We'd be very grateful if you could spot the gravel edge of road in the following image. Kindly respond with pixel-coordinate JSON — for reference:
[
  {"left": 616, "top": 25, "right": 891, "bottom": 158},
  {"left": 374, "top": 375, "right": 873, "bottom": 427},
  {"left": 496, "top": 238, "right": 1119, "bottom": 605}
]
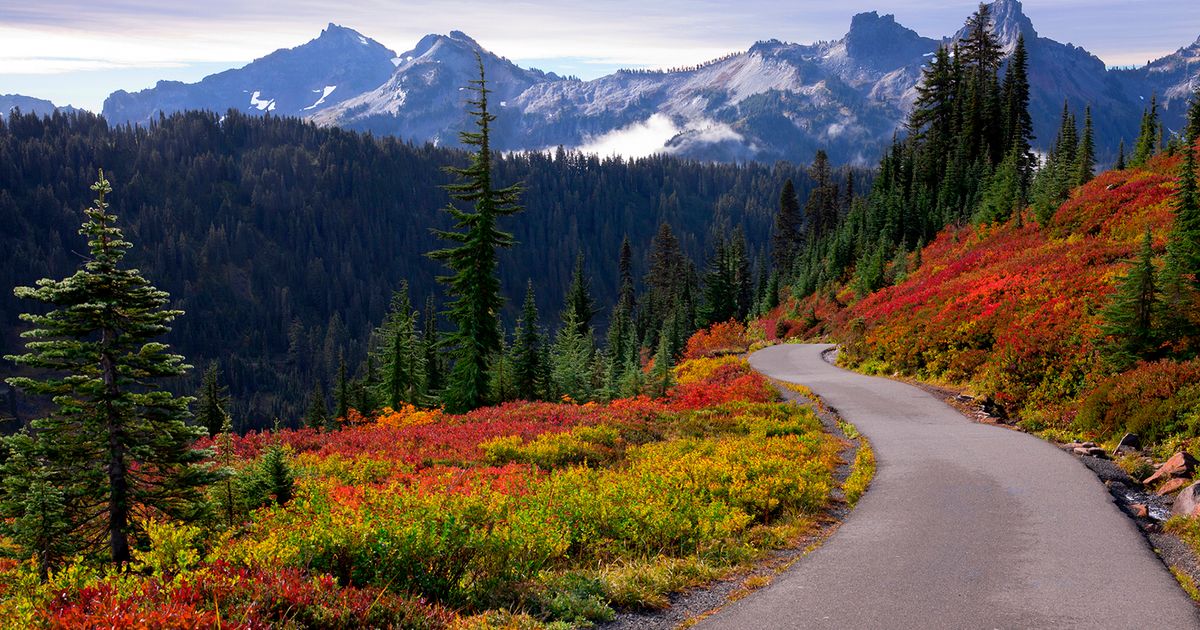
[{"left": 600, "top": 381, "right": 871, "bottom": 630}]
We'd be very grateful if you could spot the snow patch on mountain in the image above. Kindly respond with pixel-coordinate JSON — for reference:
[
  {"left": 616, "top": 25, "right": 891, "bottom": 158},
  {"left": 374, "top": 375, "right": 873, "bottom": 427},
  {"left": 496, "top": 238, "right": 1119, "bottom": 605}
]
[
  {"left": 248, "top": 91, "right": 276, "bottom": 111},
  {"left": 303, "top": 86, "right": 337, "bottom": 110}
]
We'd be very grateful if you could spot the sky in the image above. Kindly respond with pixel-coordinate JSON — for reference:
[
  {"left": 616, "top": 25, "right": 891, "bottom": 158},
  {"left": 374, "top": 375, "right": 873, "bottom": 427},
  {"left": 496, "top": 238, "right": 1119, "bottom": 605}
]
[{"left": 2, "top": 0, "right": 1199, "bottom": 112}]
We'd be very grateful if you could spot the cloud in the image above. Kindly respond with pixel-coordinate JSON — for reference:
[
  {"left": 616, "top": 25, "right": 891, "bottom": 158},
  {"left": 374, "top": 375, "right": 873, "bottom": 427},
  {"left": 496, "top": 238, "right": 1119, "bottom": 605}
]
[{"left": 576, "top": 113, "right": 681, "bottom": 158}]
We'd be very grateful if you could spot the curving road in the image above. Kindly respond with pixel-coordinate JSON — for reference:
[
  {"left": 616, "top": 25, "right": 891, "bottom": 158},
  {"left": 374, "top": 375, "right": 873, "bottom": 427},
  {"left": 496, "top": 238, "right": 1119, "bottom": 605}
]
[{"left": 699, "top": 344, "right": 1200, "bottom": 629}]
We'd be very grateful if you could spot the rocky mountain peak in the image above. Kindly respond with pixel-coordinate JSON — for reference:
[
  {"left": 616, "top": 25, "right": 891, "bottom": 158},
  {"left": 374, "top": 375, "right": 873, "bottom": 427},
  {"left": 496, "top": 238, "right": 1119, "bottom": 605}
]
[
  {"left": 845, "top": 11, "right": 935, "bottom": 66},
  {"left": 988, "top": 0, "right": 1038, "bottom": 46}
]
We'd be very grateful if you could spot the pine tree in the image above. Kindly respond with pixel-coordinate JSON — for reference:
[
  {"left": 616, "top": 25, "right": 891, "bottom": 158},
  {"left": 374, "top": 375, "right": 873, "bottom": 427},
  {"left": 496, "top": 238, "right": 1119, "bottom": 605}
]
[
  {"left": 512, "top": 281, "right": 543, "bottom": 401},
  {"left": 1001, "top": 35, "right": 1034, "bottom": 186},
  {"left": 1132, "top": 94, "right": 1160, "bottom": 167},
  {"left": 255, "top": 445, "right": 294, "bottom": 506},
  {"left": 375, "top": 284, "right": 423, "bottom": 409},
  {"left": 2, "top": 171, "right": 212, "bottom": 566},
  {"left": 195, "top": 361, "right": 231, "bottom": 437},
  {"left": 1167, "top": 138, "right": 1200, "bottom": 288},
  {"left": 1075, "top": 106, "right": 1095, "bottom": 186},
  {"left": 306, "top": 381, "right": 327, "bottom": 430},
  {"left": 1116, "top": 140, "right": 1127, "bottom": 170},
  {"left": 428, "top": 56, "right": 524, "bottom": 413},
  {"left": 551, "top": 309, "right": 594, "bottom": 402},
  {"left": 422, "top": 295, "right": 443, "bottom": 394},
  {"left": 0, "top": 434, "right": 73, "bottom": 577},
  {"left": 772, "top": 179, "right": 804, "bottom": 276},
  {"left": 563, "top": 252, "right": 596, "bottom": 336},
  {"left": 647, "top": 332, "right": 674, "bottom": 398},
  {"left": 1099, "top": 230, "right": 1160, "bottom": 371}
]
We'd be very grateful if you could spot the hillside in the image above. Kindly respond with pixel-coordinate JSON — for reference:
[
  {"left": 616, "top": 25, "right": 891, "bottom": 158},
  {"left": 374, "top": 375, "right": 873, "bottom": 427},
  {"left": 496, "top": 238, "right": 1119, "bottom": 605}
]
[
  {"left": 785, "top": 146, "right": 1198, "bottom": 443},
  {"left": 0, "top": 110, "right": 840, "bottom": 428}
]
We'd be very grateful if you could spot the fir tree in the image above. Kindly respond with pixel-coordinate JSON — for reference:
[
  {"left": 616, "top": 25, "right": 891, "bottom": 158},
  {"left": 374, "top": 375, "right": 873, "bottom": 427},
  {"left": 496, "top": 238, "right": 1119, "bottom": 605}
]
[
  {"left": 195, "top": 361, "right": 231, "bottom": 437},
  {"left": 254, "top": 445, "right": 294, "bottom": 506},
  {"left": 647, "top": 332, "right": 674, "bottom": 399},
  {"left": 1002, "top": 35, "right": 1035, "bottom": 186},
  {"left": 1075, "top": 106, "right": 1095, "bottom": 186},
  {"left": 1132, "top": 94, "right": 1160, "bottom": 167},
  {"left": 512, "top": 281, "right": 543, "bottom": 401},
  {"left": 375, "top": 284, "right": 423, "bottom": 409},
  {"left": 772, "top": 179, "right": 803, "bottom": 276},
  {"left": 563, "top": 252, "right": 596, "bottom": 336},
  {"left": 422, "top": 295, "right": 443, "bottom": 394},
  {"left": 1188, "top": 88, "right": 1200, "bottom": 145},
  {"left": 552, "top": 309, "right": 594, "bottom": 402},
  {"left": 306, "top": 381, "right": 327, "bottom": 431},
  {"left": 1099, "top": 230, "right": 1160, "bottom": 371},
  {"left": 428, "top": 56, "right": 524, "bottom": 413},
  {"left": 2, "top": 171, "right": 212, "bottom": 566},
  {"left": 1116, "top": 140, "right": 1127, "bottom": 170}
]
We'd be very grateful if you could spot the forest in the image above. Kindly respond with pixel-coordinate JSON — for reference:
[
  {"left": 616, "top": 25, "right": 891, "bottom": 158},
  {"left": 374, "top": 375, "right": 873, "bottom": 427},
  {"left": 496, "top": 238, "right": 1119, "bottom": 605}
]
[{"left": 0, "top": 109, "right": 861, "bottom": 428}]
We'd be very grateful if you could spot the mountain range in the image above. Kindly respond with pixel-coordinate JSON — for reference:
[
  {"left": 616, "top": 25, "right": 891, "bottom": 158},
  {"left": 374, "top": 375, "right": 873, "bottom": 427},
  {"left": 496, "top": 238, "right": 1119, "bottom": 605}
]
[{"left": 19, "top": 0, "right": 1199, "bottom": 164}]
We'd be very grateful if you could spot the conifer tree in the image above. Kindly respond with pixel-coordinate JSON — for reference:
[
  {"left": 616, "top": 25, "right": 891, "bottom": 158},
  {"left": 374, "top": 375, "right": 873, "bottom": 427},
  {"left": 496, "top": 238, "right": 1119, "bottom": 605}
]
[
  {"left": 422, "top": 295, "right": 443, "bottom": 394},
  {"left": 1132, "top": 95, "right": 1160, "bottom": 167},
  {"left": 491, "top": 333, "right": 516, "bottom": 403},
  {"left": 1075, "top": 106, "right": 1095, "bottom": 186},
  {"left": 375, "top": 284, "right": 423, "bottom": 408},
  {"left": 552, "top": 309, "right": 593, "bottom": 402},
  {"left": 647, "top": 333, "right": 674, "bottom": 398},
  {"left": 512, "top": 281, "right": 543, "bottom": 401},
  {"left": 196, "top": 361, "right": 231, "bottom": 437},
  {"left": 1002, "top": 35, "right": 1035, "bottom": 186},
  {"left": 1099, "top": 230, "right": 1160, "bottom": 371},
  {"left": 306, "top": 381, "right": 327, "bottom": 430},
  {"left": 772, "top": 179, "right": 803, "bottom": 276},
  {"left": 429, "top": 56, "right": 524, "bottom": 413},
  {"left": 563, "top": 252, "right": 596, "bottom": 336},
  {"left": 1116, "top": 140, "right": 1127, "bottom": 170},
  {"left": 254, "top": 445, "right": 294, "bottom": 506},
  {"left": 1167, "top": 137, "right": 1200, "bottom": 288},
  {"left": 2, "top": 171, "right": 212, "bottom": 566}
]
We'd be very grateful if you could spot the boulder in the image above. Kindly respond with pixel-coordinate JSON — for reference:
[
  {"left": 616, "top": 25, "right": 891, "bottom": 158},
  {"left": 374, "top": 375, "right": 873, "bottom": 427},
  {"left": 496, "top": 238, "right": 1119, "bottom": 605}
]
[
  {"left": 1173, "top": 482, "right": 1200, "bottom": 518},
  {"left": 1156, "top": 477, "right": 1191, "bottom": 496},
  {"left": 1144, "top": 452, "right": 1198, "bottom": 486},
  {"left": 1073, "top": 446, "right": 1108, "bottom": 458},
  {"left": 1130, "top": 503, "right": 1149, "bottom": 518},
  {"left": 1112, "top": 433, "right": 1141, "bottom": 456}
]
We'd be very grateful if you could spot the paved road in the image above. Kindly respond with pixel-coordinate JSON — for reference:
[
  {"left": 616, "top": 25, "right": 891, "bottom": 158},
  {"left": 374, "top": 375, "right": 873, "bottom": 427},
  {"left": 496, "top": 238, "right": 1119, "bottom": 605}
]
[{"left": 699, "top": 344, "right": 1200, "bottom": 629}]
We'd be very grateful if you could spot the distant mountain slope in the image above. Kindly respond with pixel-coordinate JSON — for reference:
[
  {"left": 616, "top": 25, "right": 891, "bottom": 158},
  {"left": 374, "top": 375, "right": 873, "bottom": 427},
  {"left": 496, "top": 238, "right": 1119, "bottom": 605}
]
[
  {"left": 102, "top": 24, "right": 399, "bottom": 125},
  {"left": 0, "top": 94, "right": 76, "bottom": 119},
  {"left": 99, "top": 1, "right": 1200, "bottom": 163}
]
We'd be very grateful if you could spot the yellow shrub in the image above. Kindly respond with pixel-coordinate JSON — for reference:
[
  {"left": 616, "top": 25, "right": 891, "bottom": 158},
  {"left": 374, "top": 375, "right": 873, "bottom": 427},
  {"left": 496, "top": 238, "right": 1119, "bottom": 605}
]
[{"left": 376, "top": 404, "right": 443, "bottom": 428}]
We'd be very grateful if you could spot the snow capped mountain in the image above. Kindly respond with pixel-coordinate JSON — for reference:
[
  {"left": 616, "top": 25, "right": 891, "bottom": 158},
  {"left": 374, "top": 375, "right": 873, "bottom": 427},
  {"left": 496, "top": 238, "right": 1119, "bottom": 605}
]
[
  {"left": 96, "top": 2, "right": 1200, "bottom": 164},
  {"left": 311, "top": 30, "right": 558, "bottom": 145},
  {"left": 102, "top": 24, "right": 398, "bottom": 126}
]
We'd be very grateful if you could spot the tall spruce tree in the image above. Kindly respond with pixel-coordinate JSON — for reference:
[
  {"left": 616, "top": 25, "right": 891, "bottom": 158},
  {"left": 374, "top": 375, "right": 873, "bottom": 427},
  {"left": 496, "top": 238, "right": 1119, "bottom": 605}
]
[
  {"left": 1002, "top": 35, "right": 1034, "bottom": 186},
  {"left": 195, "top": 361, "right": 231, "bottom": 437},
  {"left": 512, "top": 281, "right": 543, "bottom": 401},
  {"left": 1099, "top": 230, "right": 1161, "bottom": 371},
  {"left": 375, "top": 284, "right": 422, "bottom": 408},
  {"left": 428, "top": 56, "right": 524, "bottom": 413},
  {"left": 563, "top": 252, "right": 596, "bottom": 336},
  {"left": 306, "top": 381, "right": 327, "bottom": 430},
  {"left": 1132, "top": 94, "right": 1160, "bottom": 167},
  {"left": 772, "top": 179, "right": 804, "bottom": 276},
  {"left": 551, "top": 309, "right": 594, "bottom": 402},
  {"left": 2, "top": 171, "right": 212, "bottom": 567},
  {"left": 1075, "top": 106, "right": 1095, "bottom": 186}
]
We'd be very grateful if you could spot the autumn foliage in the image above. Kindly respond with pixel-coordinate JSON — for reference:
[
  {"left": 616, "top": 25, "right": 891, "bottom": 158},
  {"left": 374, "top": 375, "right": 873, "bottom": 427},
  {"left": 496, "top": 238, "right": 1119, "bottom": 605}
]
[{"left": 0, "top": 351, "right": 838, "bottom": 628}]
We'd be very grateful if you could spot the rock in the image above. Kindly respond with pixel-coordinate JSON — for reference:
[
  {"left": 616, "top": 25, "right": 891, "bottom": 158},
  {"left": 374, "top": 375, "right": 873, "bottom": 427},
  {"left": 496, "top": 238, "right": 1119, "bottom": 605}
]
[
  {"left": 1144, "top": 452, "right": 1199, "bottom": 486},
  {"left": 1156, "top": 477, "right": 1191, "bottom": 496},
  {"left": 1073, "top": 446, "right": 1108, "bottom": 458},
  {"left": 1117, "top": 432, "right": 1140, "bottom": 450},
  {"left": 1174, "top": 482, "right": 1200, "bottom": 518},
  {"left": 1131, "top": 503, "right": 1149, "bottom": 518}
]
